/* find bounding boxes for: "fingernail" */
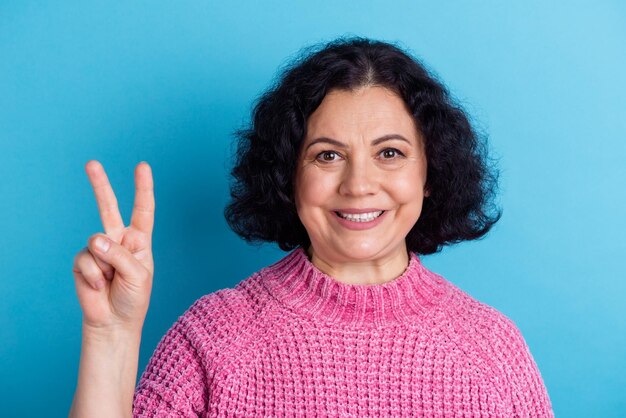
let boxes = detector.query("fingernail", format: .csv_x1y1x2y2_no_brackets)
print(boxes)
94,280,105,290
95,237,110,253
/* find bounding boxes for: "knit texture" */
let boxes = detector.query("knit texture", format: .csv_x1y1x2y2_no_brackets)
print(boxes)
133,248,554,417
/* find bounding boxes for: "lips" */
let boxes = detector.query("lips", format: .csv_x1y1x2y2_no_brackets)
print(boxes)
335,210,384,222
332,209,388,230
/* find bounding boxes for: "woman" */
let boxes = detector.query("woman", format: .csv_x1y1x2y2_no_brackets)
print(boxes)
70,37,554,417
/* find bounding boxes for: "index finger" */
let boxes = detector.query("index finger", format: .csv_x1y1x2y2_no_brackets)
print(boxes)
129,161,155,236
85,160,125,241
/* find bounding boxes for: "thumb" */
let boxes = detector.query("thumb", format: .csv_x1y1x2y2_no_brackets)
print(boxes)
87,234,150,285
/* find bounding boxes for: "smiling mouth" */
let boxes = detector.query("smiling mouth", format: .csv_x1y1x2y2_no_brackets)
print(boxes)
334,210,385,222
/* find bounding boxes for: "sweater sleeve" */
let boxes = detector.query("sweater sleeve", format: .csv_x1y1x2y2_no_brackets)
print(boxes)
489,312,555,418
132,303,209,417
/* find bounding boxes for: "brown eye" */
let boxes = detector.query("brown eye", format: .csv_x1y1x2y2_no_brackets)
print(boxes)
317,151,339,162
380,148,403,159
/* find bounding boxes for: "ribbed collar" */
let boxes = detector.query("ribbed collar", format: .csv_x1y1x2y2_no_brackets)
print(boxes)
260,248,450,329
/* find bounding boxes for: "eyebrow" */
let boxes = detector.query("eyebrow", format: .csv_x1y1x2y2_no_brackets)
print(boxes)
304,134,413,150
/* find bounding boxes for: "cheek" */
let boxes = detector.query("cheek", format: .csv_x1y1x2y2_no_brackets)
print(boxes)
295,168,337,210
389,170,426,204
295,170,337,235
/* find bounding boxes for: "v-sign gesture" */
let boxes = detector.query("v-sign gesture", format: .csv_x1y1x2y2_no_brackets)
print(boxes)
72,160,155,332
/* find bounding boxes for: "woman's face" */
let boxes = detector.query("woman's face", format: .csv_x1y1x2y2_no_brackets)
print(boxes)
295,86,429,265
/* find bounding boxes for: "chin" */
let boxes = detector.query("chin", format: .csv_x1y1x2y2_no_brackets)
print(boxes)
332,242,393,262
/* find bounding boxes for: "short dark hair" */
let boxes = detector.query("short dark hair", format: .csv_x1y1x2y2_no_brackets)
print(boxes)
225,36,502,255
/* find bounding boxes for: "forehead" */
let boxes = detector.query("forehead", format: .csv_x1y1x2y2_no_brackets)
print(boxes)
305,86,419,141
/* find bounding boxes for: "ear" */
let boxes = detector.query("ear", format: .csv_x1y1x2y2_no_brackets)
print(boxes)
424,187,430,197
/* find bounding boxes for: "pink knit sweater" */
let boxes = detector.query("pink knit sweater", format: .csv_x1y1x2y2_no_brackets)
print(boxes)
133,248,554,417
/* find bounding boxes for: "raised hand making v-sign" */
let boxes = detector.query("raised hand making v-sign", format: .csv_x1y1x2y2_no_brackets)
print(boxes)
70,160,154,417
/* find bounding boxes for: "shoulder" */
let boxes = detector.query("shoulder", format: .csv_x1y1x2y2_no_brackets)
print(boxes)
434,280,533,367
430,275,523,337
176,270,272,343
433,281,553,416
167,269,286,369
134,271,276,415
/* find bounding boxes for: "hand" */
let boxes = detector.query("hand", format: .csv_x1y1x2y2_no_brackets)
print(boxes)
72,160,155,332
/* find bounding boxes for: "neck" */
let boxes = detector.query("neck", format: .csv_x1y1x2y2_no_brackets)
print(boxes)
258,248,450,328
306,245,410,285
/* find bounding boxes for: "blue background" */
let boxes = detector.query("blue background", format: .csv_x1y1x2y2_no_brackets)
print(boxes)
1,1,625,416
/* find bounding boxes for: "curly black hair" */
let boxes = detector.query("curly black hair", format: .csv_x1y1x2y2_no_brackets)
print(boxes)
225,36,502,255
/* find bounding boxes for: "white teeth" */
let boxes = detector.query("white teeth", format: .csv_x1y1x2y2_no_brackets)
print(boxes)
337,211,383,222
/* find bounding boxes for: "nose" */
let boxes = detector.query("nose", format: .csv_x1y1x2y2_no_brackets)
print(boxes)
338,155,379,197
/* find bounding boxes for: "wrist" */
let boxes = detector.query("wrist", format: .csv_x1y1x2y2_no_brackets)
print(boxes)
82,321,144,343
74,322,143,416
